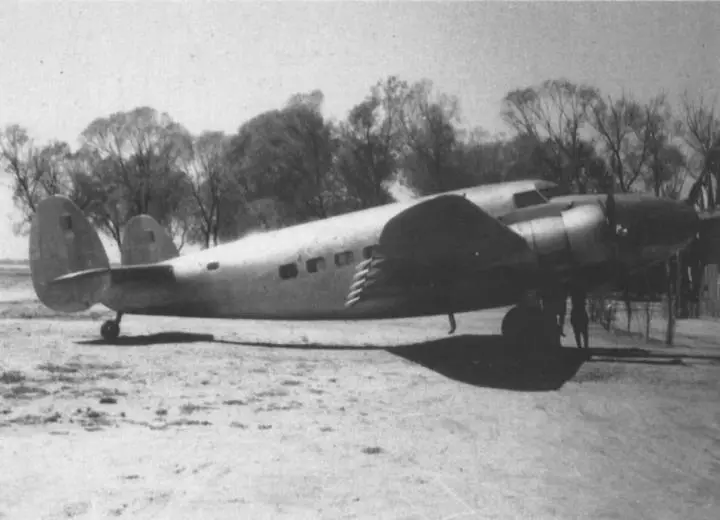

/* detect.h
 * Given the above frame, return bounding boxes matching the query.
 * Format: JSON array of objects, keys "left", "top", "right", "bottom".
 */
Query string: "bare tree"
[
  {"left": 636, "top": 95, "right": 687, "bottom": 197},
  {"left": 182, "top": 131, "right": 231, "bottom": 248},
  {"left": 0, "top": 125, "right": 87, "bottom": 233},
  {"left": 336, "top": 76, "right": 410, "bottom": 207},
  {"left": 400, "top": 79, "right": 461, "bottom": 194},
  {"left": 79, "top": 107, "right": 194, "bottom": 248},
  {"left": 591, "top": 92, "right": 667, "bottom": 193},
  {"left": 679, "top": 93, "right": 720, "bottom": 210},
  {"left": 1, "top": 125, "right": 39, "bottom": 223},
  {"left": 502, "top": 79, "right": 601, "bottom": 193}
]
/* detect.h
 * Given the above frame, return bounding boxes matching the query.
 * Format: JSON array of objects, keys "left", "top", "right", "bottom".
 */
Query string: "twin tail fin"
[
  {"left": 29, "top": 196, "right": 110, "bottom": 312},
  {"left": 29, "top": 196, "right": 177, "bottom": 313}
]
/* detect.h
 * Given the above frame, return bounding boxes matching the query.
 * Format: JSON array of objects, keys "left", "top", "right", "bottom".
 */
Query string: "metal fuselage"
[{"left": 101, "top": 181, "right": 699, "bottom": 321}]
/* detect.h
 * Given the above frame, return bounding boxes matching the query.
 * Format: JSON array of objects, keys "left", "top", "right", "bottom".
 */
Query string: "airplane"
[{"left": 28, "top": 179, "right": 716, "bottom": 351}]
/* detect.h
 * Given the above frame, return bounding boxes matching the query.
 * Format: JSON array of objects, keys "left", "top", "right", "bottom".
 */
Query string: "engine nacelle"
[{"left": 508, "top": 203, "right": 612, "bottom": 270}]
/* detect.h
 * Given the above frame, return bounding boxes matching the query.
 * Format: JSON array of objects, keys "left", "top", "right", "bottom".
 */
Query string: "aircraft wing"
[{"left": 346, "top": 194, "right": 531, "bottom": 307}]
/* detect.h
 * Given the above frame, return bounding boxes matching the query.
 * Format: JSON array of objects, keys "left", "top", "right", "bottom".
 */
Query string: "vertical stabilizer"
[
  {"left": 29, "top": 196, "right": 110, "bottom": 312},
  {"left": 121, "top": 215, "right": 179, "bottom": 265}
]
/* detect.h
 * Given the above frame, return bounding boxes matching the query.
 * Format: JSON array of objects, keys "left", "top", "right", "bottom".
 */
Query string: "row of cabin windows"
[{"left": 278, "top": 245, "right": 376, "bottom": 280}]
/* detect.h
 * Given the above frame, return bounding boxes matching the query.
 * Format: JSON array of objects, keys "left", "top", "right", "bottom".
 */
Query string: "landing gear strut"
[
  {"left": 501, "top": 303, "right": 559, "bottom": 354},
  {"left": 100, "top": 312, "right": 123, "bottom": 342}
]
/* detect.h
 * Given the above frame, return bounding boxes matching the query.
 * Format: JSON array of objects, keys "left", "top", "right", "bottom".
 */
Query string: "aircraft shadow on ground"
[
  {"left": 586, "top": 346, "right": 720, "bottom": 365},
  {"left": 79, "top": 333, "right": 720, "bottom": 366},
  {"left": 76, "top": 332, "right": 389, "bottom": 350},
  {"left": 76, "top": 331, "right": 587, "bottom": 391},
  {"left": 389, "top": 334, "right": 590, "bottom": 392},
  {"left": 78, "top": 332, "right": 216, "bottom": 346},
  {"left": 75, "top": 332, "right": 718, "bottom": 391}
]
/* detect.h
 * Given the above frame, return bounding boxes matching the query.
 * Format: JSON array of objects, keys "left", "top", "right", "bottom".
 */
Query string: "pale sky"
[{"left": 1, "top": 2, "right": 719, "bottom": 260}]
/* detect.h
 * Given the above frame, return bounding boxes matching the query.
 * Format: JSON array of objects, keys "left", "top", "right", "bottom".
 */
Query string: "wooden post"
[
  {"left": 665, "top": 253, "right": 677, "bottom": 346},
  {"left": 677, "top": 251, "right": 683, "bottom": 323}
]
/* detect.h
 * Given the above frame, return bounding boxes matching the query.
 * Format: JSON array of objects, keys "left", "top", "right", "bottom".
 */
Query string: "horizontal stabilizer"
[
  {"left": 51, "top": 267, "right": 111, "bottom": 284},
  {"left": 50, "top": 264, "right": 175, "bottom": 287}
]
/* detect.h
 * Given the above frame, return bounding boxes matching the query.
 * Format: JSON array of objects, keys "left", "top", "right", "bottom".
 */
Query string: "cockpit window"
[
  {"left": 538, "top": 185, "right": 569, "bottom": 200},
  {"left": 513, "top": 190, "right": 548, "bottom": 209}
]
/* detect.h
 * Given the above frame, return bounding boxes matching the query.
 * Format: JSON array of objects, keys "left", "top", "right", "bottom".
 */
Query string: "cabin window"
[
  {"left": 362, "top": 245, "right": 376, "bottom": 260},
  {"left": 61, "top": 215, "right": 73, "bottom": 231},
  {"left": 279, "top": 263, "right": 298, "bottom": 280},
  {"left": 306, "top": 257, "right": 326, "bottom": 273},
  {"left": 334, "top": 251, "right": 354, "bottom": 267},
  {"left": 513, "top": 190, "right": 547, "bottom": 209},
  {"left": 146, "top": 230, "right": 155, "bottom": 242},
  {"left": 206, "top": 261, "right": 220, "bottom": 271}
]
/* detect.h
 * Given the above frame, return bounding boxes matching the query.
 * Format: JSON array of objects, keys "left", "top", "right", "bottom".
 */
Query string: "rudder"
[
  {"left": 29, "top": 196, "right": 110, "bottom": 312},
  {"left": 121, "top": 215, "right": 179, "bottom": 265}
]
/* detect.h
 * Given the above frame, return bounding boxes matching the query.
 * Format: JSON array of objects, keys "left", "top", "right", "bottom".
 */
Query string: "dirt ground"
[{"left": 1, "top": 265, "right": 719, "bottom": 519}]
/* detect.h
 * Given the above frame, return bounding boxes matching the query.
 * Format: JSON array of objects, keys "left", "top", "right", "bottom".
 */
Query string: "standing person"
[
  {"left": 544, "top": 286, "right": 567, "bottom": 339},
  {"left": 603, "top": 301, "right": 616, "bottom": 331},
  {"left": 556, "top": 290, "right": 568, "bottom": 338},
  {"left": 570, "top": 288, "right": 590, "bottom": 349}
]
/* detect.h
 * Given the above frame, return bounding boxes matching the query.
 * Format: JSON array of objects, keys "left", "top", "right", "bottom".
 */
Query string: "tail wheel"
[{"left": 100, "top": 320, "right": 120, "bottom": 342}]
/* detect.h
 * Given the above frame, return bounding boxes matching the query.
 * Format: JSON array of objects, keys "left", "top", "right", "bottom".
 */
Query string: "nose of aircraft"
[{"left": 615, "top": 195, "right": 699, "bottom": 260}]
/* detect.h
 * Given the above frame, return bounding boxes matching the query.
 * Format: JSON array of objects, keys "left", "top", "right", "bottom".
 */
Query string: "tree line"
[
  {"left": 2, "top": 76, "right": 719, "bottom": 322},
  {"left": 3, "top": 76, "right": 719, "bottom": 249}
]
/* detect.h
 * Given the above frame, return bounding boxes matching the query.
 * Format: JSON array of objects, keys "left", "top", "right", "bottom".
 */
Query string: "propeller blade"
[
  {"left": 601, "top": 188, "right": 626, "bottom": 288},
  {"left": 606, "top": 190, "right": 616, "bottom": 236}
]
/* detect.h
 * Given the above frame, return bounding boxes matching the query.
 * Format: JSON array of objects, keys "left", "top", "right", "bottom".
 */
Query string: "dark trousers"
[
  {"left": 572, "top": 325, "right": 589, "bottom": 348},
  {"left": 571, "top": 312, "right": 589, "bottom": 348}
]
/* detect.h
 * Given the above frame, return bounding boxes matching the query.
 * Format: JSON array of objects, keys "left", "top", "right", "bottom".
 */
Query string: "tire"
[
  {"left": 502, "top": 306, "right": 559, "bottom": 353},
  {"left": 100, "top": 320, "right": 120, "bottom": 342}
]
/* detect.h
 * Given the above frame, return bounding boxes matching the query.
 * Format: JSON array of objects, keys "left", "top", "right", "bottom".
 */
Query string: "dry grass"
[{"left": 0, "top": 269, "right": 719, "bottom": 519}]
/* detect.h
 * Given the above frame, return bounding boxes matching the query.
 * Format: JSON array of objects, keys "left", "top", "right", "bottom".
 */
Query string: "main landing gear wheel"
[
  {"left": 100, "top": 313, "right": 123, "bottom": 342},
  {"left": 501, "top": 305, "right": 559, "bottom": 354}
]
